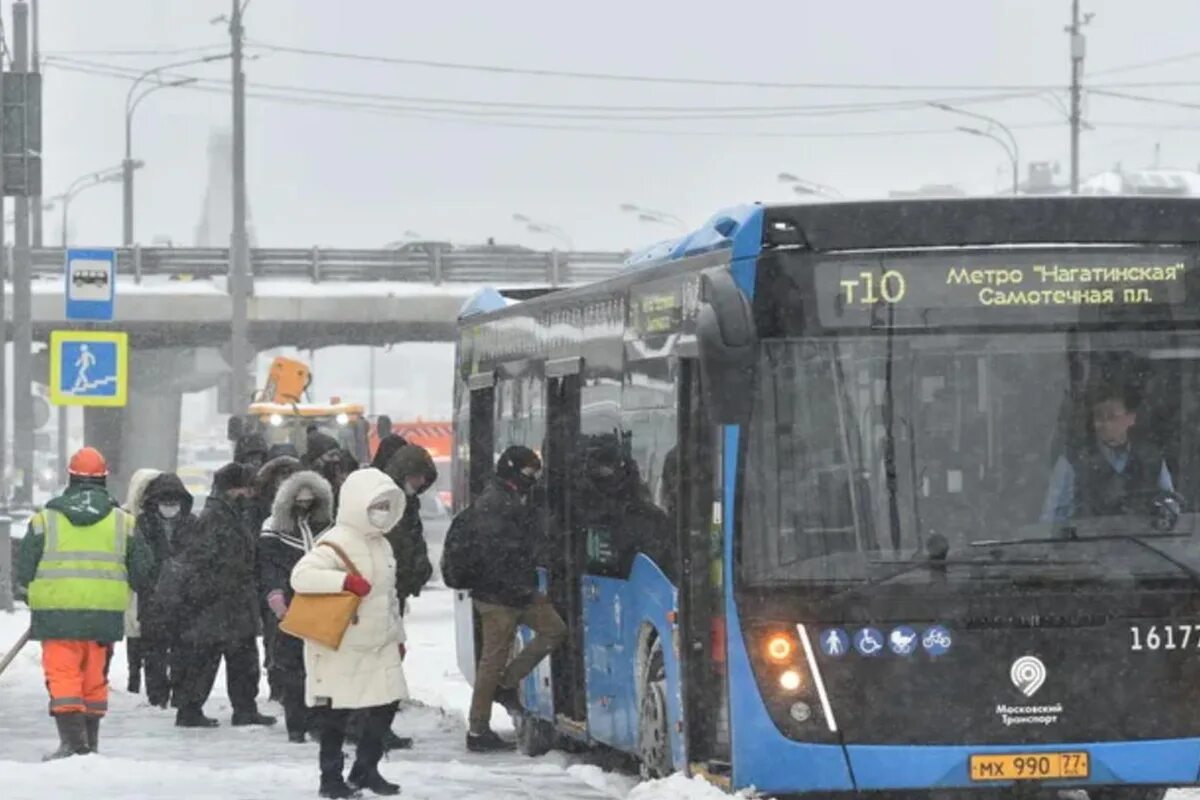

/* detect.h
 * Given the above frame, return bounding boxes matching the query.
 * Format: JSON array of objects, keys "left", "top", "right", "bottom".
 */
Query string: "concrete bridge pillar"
[{"left": 83, "top": 346, "right": 229, "bottom": 500}]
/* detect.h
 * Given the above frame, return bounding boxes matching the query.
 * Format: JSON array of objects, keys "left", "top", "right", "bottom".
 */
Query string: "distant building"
[{"left": 193, "top": 130, "right": 258, "bottom": 247}]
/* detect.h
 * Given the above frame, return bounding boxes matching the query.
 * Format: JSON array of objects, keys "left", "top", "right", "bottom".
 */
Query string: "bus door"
[
  {"left": 454, "top": 375, "right": 495, "bottom": 686},
  {"left": 676, "top": 358, "right": 730, "bottom": 769},
  {"left": 545, "top": 362, "right": 587, "bottom": 723}
]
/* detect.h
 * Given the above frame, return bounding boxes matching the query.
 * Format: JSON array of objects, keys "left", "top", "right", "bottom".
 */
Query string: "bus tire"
[
  {"left": 515, "top": 713, "right": 556, "bottom": 758},
  {"left": 1089, "top": 790, "right": 1167, "bottom": 800},
  {"left": 637, "top": 640, "right": 672, "bottom": 780}
]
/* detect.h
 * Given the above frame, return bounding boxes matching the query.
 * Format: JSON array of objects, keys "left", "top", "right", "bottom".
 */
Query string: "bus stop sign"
[{"left": 65, "top": 248, "right": 116, "bottom": 321}]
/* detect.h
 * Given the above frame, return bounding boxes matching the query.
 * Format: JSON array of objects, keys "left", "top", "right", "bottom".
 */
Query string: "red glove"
[
  {"left": 398, "top": 643, "right": 407, "bottom": 661},
  {"left": 343, "top": 574, "right": 371, "bottom": 597}
]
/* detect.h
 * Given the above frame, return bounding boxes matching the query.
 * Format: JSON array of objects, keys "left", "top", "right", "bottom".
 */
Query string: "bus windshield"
[{"left": 740, "top": 328, "right": 1200, "bottom": 589}]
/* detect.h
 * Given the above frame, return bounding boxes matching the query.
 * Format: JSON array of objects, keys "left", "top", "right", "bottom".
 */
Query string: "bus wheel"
[
  {"left": 637, "top": 642, "right": 672, "bottom": 780},
  {"left": 1089, "top": 790, "right": 1167, "bottom": 800},
  {"left": 515, "top": 713, "right": 555, "bottom": 758}
]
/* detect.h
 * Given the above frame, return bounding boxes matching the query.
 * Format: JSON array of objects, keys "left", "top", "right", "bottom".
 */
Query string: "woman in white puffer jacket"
[{"left": 291, "top": 467, "right": 407, "bottom": 799}]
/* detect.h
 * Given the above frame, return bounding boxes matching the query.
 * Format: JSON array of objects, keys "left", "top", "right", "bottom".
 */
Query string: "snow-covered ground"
[
  {"left": 0, "top": 584, "right": 746, "bottom": 800},
  {"left": 3, "top": 586, "right": 1197, "bottom": 799}
]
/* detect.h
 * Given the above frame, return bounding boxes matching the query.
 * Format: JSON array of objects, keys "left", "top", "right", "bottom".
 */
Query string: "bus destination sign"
[{"left": 815, "top": 251, "right": 1194, "bottom": 328}]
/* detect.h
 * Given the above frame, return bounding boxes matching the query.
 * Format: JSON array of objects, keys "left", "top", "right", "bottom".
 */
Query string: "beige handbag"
[{"left": 278, "top": 541, "right": 362, "bottom": 650}]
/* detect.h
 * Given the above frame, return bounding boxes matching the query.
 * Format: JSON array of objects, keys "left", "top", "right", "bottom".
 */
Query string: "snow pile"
[{"left": 630, "top": 774, "right": 771, "bottom": 800}]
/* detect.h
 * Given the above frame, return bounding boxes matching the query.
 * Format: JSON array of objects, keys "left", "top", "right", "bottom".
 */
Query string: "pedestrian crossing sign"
[{"left": 49, "top": 330, "right": 128, "bottom": 407}]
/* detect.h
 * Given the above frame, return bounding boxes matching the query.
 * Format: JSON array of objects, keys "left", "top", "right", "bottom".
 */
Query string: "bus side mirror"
[
  {"left": 696, "top": 266, "right": 758, "bottom": 424},
  {"left": 227, "top": 415, "right": 244, "bottom": 441}
]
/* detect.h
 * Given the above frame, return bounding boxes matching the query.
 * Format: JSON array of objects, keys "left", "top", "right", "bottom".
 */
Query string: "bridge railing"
[{"left": 25, "top": 246, "right": 629, "bottom": 286}]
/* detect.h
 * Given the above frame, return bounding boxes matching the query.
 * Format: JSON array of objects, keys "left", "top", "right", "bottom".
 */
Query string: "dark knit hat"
[
  {"left": 496, "top": 445, "right": 541, "bottom": 482},
  {"left": 212, "top": 462, "right": 256, "bottom": 494}
]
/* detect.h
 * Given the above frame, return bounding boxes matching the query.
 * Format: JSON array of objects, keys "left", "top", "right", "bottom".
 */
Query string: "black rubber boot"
[
  {"left": 84, "top": 716, "right": 100, "bottom": 753},
  {"left": 175, "top": 706, "right": 220, "bottom": 728},
  {"left": 348, "top": 763, "right": 400, "bottom": 796},
  {"left": 381, "top": 729, "right": 413, "bottom": 751},
  {"left": 43, "top": 713, "right": 90, "bottom": 761},
  {"left": 467, "top": 728, "right": 516, "bottom": 753},
  {"left": 231, "top": 709, "right": 277, "bottom": 727},
  {"left": 318, "top": 777, "right": 361, "bottom": 799}
]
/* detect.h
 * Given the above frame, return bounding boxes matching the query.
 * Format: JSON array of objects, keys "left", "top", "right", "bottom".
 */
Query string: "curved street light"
[
  {"left": 63, "top": 162, "right": 144, "bottom": 247},
  {"left": 619, "top": 203, "right": 688, "bottom": 232},
  {"left": 512, "top": 212, "right": 573, "bottom": 249},
  {"left": 956, "top": 125, "right": 1019, "bottom": 195},
  {"left": 929, "top": 102, "right": 1020, "bottom": 195},
  {"left": 778, "top": 172, "right": 843, "bottom": 199},
  {"left": 123, "top": 53, "right": 231, "bottom": 245}
]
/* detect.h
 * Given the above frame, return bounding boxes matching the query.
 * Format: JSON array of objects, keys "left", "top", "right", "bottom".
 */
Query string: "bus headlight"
[
  {"left": 779, "top": 669, "right": 803, "bottom": 691},
  {"left": 268, "top": 413, "right": 284, "bottom": 427},
  {"left": 335, "top": 413, "right": 350, "bottom": 426}
]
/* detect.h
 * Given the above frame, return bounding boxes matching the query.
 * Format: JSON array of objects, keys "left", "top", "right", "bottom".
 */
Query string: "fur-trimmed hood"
[
  {"left": 267, "top": 470, "right": 334, "bottom": 534},
  {"left": 124, "top": 468, "right": 162, "bottom": 515}
]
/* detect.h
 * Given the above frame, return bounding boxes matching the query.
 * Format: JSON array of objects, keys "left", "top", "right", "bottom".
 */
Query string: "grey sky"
[{"left": 35, "top": 0, "right": 1200, "bottom": 253}]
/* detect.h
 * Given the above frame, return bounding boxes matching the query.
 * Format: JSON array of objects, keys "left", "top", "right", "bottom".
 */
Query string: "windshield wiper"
[
  {"left": 970, "top": 531, "right": 1200, "bottom": 583},
  {"left": 828, "top": 535, "right": 1084, "bottom": 601}
]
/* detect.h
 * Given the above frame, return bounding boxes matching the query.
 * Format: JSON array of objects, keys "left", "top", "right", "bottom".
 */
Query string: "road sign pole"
[{"left": 11, "top": 2, "right": 32, "bottom": 506}]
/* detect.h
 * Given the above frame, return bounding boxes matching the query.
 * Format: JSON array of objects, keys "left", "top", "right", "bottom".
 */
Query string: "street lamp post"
[
  {"left": 956, "top": 126, "right": 1019, "bottom": 196},
  {"left": 122, "top": 54, "right": 228, "bottom": 245},
  {"left": 64, "top": 163, "right": 141, "bottom": 248},
  {"left": 929, "top": 102, "right": 1021, "bottom": 195},
  {"left": 777, "top": 172, "right": 843, "bottom": 199},
  {"left": 619, "top": 203, "right": 688, "bottom": 232},
  {"left": 512, "top": 213, "right": 574, "bottom": 249}
]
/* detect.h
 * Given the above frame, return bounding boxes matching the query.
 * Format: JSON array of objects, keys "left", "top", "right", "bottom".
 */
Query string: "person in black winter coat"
[
  {"left": 382, "top": 444, "right": 437, "bottom": 604},
  {"left": 304, "top": 431, "right": 349, "bottom": 510},
  {"left": 466, "top": 446, "right": 567, "bottom": 752},
  {"left": 234, "top": 433, "right": 269, "bottom": 470},
  {"left": 253, "top": 455, "right": 303, "bottom": 702},
  {"left": 168, "top": 463, "right": 277, "bottom": 729},
  {"left": 371, "top": 433, "right": 408, "bottom": 473},
  {"left": 258, "top": 470, "right": 333, "bottom": 742},
  {"left": 134, "top": 474, "right": 194, "bottom": 708}
]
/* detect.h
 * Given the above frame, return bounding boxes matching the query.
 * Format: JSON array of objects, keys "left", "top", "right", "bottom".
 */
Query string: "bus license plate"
[{"left": 969, "top": 752, "right": 1089, "bottom": 782}]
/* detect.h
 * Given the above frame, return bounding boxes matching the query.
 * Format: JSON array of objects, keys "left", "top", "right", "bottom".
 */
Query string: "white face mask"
[
  {"left": 159, "top": 503, "right": 181, "bottom": 520},
  {"left": 367, "top": 507, "right": 392, "bottom": 529}
]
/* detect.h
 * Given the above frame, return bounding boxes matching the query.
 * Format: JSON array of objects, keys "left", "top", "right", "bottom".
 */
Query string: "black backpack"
[{"left": 440, "top": 504, "right": 481, "bottom": 589}]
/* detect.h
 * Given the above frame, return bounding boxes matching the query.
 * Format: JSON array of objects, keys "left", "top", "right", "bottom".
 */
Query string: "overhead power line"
[
  {"left": 41, "top": 59, "right": 1069, "bottom": 139},
  {"left": 1088, "top": 49, "right": 1200, "bottom": 77},
  {"left": 246, "top": 40, "right": 1069, "bottom": 92},
  {"left": 41, "top": 43, "right": 229, "bottom": 57},
  {"left": 1089, "top": 88, "right": 1200, "bottom": 112},
  {"left": 41, "top": 55, "right": 1045, "bottom": 121}
]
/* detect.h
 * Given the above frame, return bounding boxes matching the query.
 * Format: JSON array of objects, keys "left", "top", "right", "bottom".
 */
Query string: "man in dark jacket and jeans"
[
  {"left": 467, "top": 446, "right": 566, "bottom": 752},
  {"left": 170, "top": 463, "right": 276, "bottom": 729},
  {"left": 134, "top": 473, "right": 195, "bottom": 708}
]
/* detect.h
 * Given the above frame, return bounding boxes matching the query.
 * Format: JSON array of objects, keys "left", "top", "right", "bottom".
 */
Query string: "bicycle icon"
[{"left": 922, "top": 626, "right": 953, "bottom": 656}]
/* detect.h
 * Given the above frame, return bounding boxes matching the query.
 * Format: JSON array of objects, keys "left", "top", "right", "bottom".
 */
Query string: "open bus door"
[
  {"left": 453, "top": 376, "right": 495, "bottom": 686},
  {"left": 675, "top": 357, "right": 731, "bottom": 776},
  {"left": 544, "top": 365, "right": 586, "bottom": 724}
]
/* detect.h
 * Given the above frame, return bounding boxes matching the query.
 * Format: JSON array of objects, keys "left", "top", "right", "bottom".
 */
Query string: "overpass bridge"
[
  {"left": 9, "top": 244, "right": 627, "bottom": 493},
  {"left": 11, "top": 245, "right": 627, "bottom": 347}
]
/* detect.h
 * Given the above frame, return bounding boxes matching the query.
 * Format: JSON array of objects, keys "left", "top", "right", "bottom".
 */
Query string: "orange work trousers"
[{"left": 42, "top": 640, "right": 109, "bottom": 717}]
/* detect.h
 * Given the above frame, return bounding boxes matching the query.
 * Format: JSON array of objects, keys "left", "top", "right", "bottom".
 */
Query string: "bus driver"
[{"left": 1041, "top": 383, "right": 1174, "bottom": 523}]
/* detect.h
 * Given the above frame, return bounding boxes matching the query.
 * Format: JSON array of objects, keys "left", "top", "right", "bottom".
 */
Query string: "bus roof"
[{"left": 457, "top": 196, "right": 1200, "bottom": 325}]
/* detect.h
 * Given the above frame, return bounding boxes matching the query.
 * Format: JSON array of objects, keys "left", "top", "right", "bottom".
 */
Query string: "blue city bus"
[{"left": 452, "top": 196, "right": 1200, "bottom": 797}]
